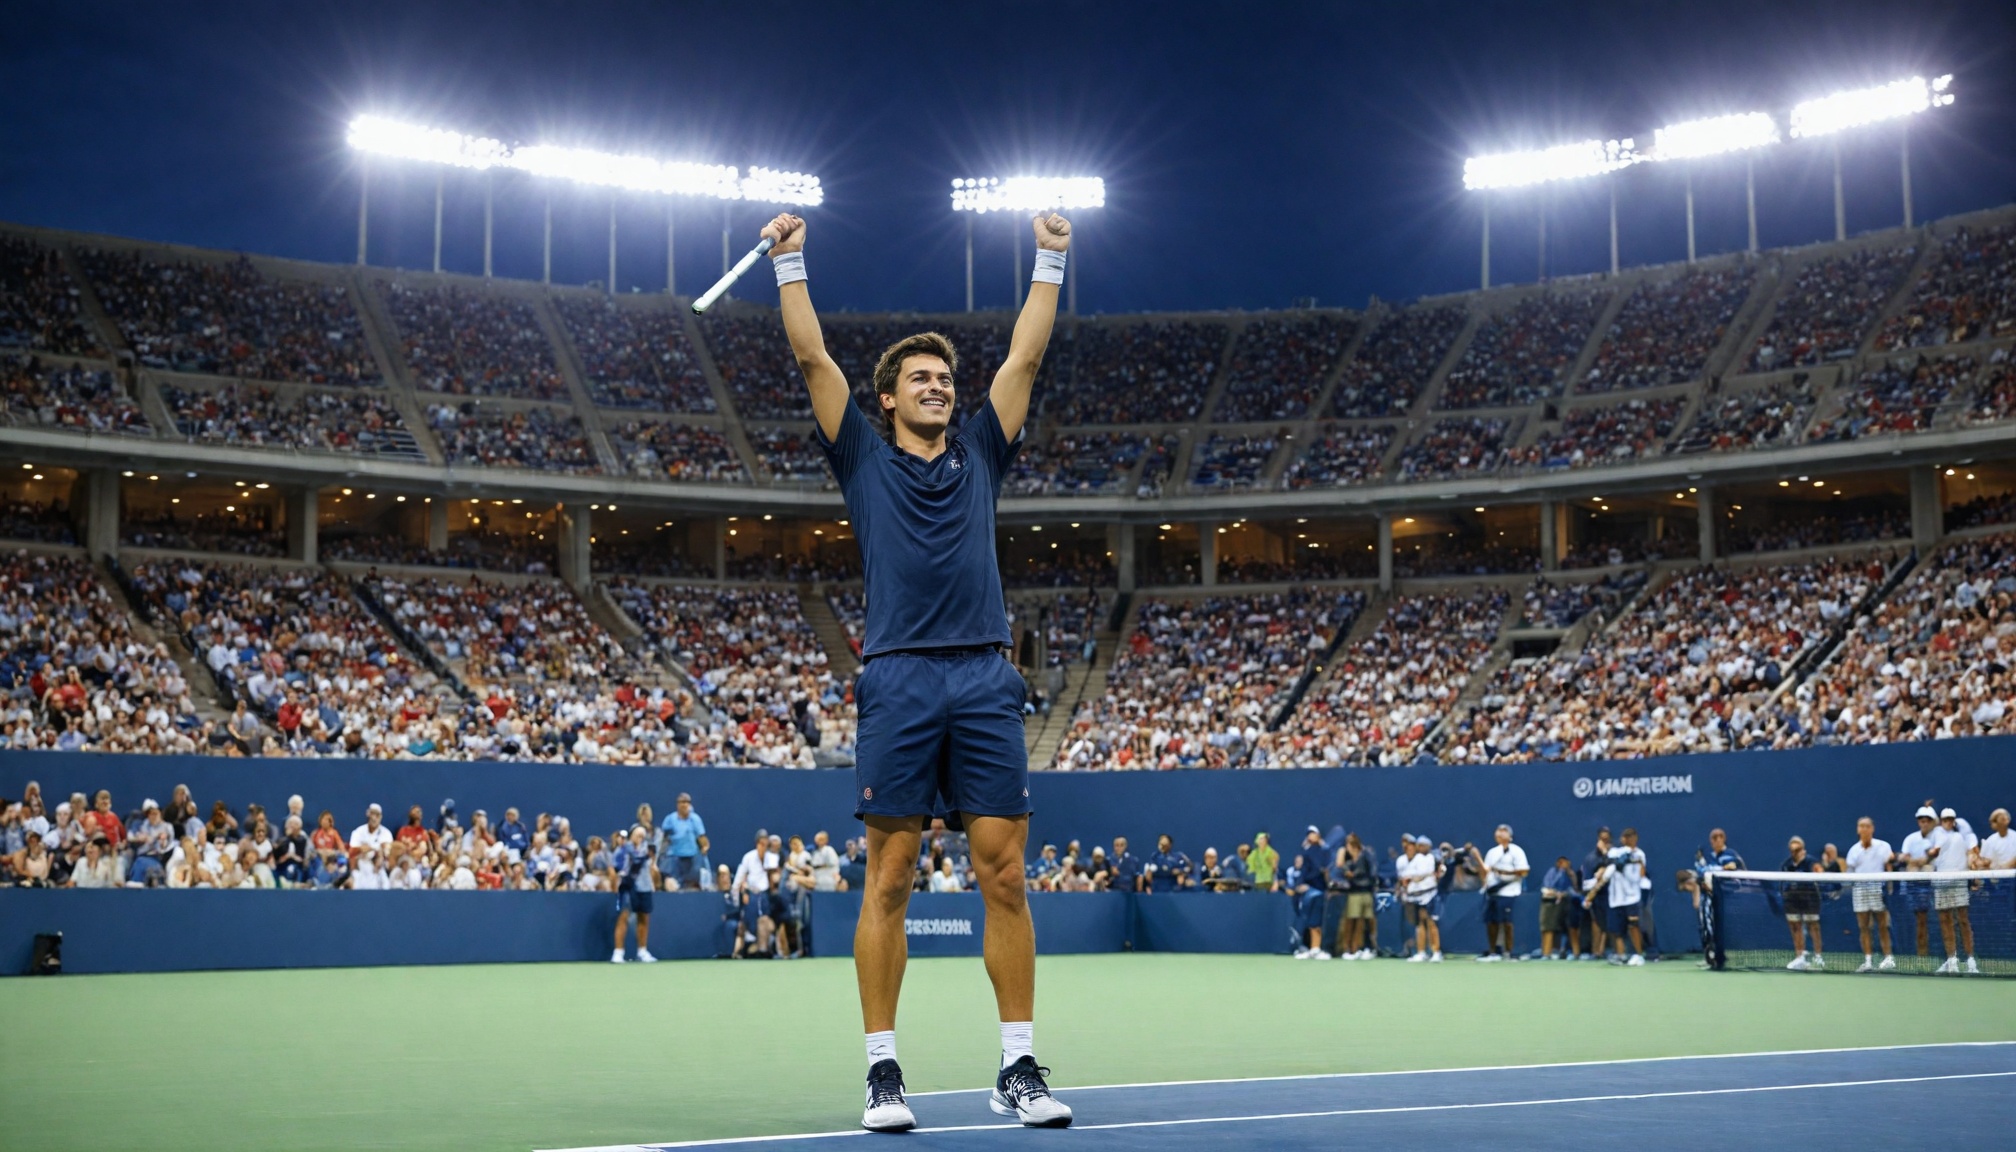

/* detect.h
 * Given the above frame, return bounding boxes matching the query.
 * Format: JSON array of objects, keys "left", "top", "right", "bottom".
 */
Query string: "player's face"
[{"left": 884, "top": 355, "right": 955, "bottom": 435}]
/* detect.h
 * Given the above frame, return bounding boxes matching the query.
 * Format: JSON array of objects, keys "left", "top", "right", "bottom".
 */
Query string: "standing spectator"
[
  {"left": 659, "top": 792, "right": 709, "bottom": 891},
  {"left": 1288, "top": 838, "right": 1329, "bottom": 960},
  {"left": 1899, "top": 807, "right": 1943, "bottom": 960},
  {"left": 1979, "top": 808, "right": 2015, "bottom": 871},
  {"left": 1475, "top": 824, "right": 1529, "bottom": 961},
  {"left": 275, "top": 815, "right": 309, "bottom": 888},
  {"left": 732, "top": 830, "right": 776, "bottom": 958},
  {"left": 1539, "top": 855, "right": 1579, "bottom": 961},
  {"left": 348, "top": 804, "right": 392, "bottom": 863},
  {"left": 1110, "top": 837, "right": 1144, "bottom": 893},
  {"left": 497, "top": 808, "right": 530, "bottom": 861},
  {"left": 810, "top": 830, "right": 845, "bottom": 893},
  {"left": 1593, "top": 829, "right": 1647, "bottom": 966},
  {"left": 1336, "top": 834, "right": 1376, "bottom": 959},
  {"left": 929, "top": 856, "right": 965, "bottom": 892},
  {"left": 1247, "top": 832, "right": 1278, "bottom": 891},
  {"left": 611, "top": 826, "right": 660, "bottom": 963},
  {"left": 1930, "top": 808, "right": 1979, "bottom": 975},
  {"left": 1583, "top": 828, "right": 1614, "bottom": 959},
  {"left": 1397, "top": 835, "right": 1442, "bottom": 962},
  {"left": 839, "top": 838, "right": 867, "bottom": 892},
  {"left": 1694, "top": 828, "right": 1745, "bottom": 880},
  {"left": 1780, "top": 836, "right": 1826, "bottom": 970},
  {"left": 1845, "top": 817, "right": 1896, "bottom": 972},
  {"left": 1146, "top": 834, "right": 1193, "bottom": 894}
]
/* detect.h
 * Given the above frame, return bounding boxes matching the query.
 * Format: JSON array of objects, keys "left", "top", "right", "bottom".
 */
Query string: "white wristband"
[
  {"left": 773, "top": 251, "right": 807, "bottom": 287},
  {"left": 1031, "top": 248, "right": 1066, "bottom": 286}
]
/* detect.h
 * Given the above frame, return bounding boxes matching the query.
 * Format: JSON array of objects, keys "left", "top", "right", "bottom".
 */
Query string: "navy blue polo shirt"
[
  {"left": 1148, "top": 849, "right": 1192, "bottom": 893},
  {"left": 816, "top": 400, "right": 1020, "bottom": 656},
  {"left": 1111, "top": 851, "right": 1143, "bottom": 891}
]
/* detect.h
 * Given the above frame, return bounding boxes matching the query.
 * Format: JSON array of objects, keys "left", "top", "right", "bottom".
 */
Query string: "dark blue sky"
[{"left": 4, "top": 1, "right": 2012, "bottom": 314}]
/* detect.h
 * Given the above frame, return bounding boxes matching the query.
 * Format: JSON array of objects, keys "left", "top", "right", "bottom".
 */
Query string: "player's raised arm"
[
  {"left": 990, "top": 213, "right": 1071, "bottom": 444},
  {"left": 764, "top": 213, "right": 851, "bottom": 441}
]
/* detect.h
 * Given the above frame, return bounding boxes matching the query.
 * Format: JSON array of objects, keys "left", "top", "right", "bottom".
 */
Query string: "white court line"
[
  {"left": 905, "top": 1039, "right": 2016, "bottom": 1096},
  {"left": 539, "top": 1057, "right": 2016, "bottom": 1151}
]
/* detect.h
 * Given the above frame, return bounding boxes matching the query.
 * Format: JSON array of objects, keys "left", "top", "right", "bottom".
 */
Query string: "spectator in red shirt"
[
  {"left": 275, "top": 689, "right": 304, "bottom": 738},
  {"left": 395, "top": 805, "right": 434, "bottom": 851},
  {"left": 309, "top": 810, "right": 344, "bottom": 859},
  {"left": 87, "top": 790, "right": 126, "bottom": 849}
]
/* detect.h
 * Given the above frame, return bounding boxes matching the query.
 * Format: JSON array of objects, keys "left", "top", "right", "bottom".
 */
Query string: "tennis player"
[
  {"left": 1844, "top": 817, "right": 1896, "bottom": 972},
  {"left": 761, "top": 210, "right": 1073, "bottom": 1132}
]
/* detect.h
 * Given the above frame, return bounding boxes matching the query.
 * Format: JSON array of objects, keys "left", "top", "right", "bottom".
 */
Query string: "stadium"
[{"left": 4, "top": 3, "right": 2015, "bottom": 1150}]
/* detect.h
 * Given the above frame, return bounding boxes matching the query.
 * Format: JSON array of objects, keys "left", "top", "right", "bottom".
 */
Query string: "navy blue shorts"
[
  {"left": 1607, "top": 902, "right": 1640, "bottom": 935},
  {"left": 739, "top": 895, "right": 769, "bottom": 929},
  {"left": 617, "top": 887, "right": 653, "bottom": 915},
  {"left": 1485, "top": 893, "right": 1517, "bottom": 924},
  {"left": 854, "top": 648, "right": 1029, "bottom": 830}
]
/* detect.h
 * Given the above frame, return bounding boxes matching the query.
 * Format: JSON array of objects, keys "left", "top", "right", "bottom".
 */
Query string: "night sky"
[{"left": 3, "top": 1, "right": 2012, "bottom": 314}]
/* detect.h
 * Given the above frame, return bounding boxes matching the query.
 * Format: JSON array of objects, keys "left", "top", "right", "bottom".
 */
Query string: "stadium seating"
[
  {"left": 1670, "top": 376, "right": 1818, "bottom": 455},
  {"left": 551, "top": 295, "right": 715, "bottom": 412},
  {"left": 1280, "top": 424, "right": 1393, "bottom": 489},
  {"left": 1747, "top": 245, "right": 1916, "bottom": 371},
  {"left": 607, "top": 418, "right": 746, "bottom": 483},
  {"left": 1, "top": 353, "right": 151, "bottom": 435},
  {"left": 1006, "top": 431, "right": 1146, "bottom": 497},
  {"left": 1804, "top": 353, "right": 1976, "bottom": 442},
  {"left": 699, "top": 313, "right": 805, "bottom": 419},
  {"left": 1965, "top": 356, "right": 2016, "bottom": 425},
  {"left": 1330, "top": 304, "right": 1466, "bottom": 418},
  {"left": 1723, "top": 508, "right": 1911, "bottom": 554},
  {"left": 427, "top": 401, "right": 598, "bottom": 473},
  {"left": 1212, "top": 315, "right": 1354, "bottom": 422},
  {"left": 1506, "top": 397, "right": 1685, "bottom": 471},
  {"left": 748, "top": 425, "right": 828, "bottom": 484},
  {"left": 1876, "top": 223, "right": 2016, "bottom": 349},
  {"left": 324, "top": 533, "right": 554, "bottom": 575},
  {"left": 82, "top": 251, "right": 378, "bottom": 386},
  {"left": 382, "top": 283, "right": 566, "bottom": 400},
  {"left": 0, "top": 498, "right": 77, "bottom": 544},
  {"left": 0, "top": 236, "right": 103, "bottom": 356},
  {"left": 121, "top": 509, "right": 285, "bottom": 557},
  {"left": 163, "top": 383, "right": 420, "bottom": 458},
  {"left": 1582, "top": 266, "right": 1754, "bottom": 392},
  {"left": 1045, "top": 319, "right": 1225, "bottom": 425},
  {"left": 1439, "top": 290, "right": 1605, "bottom": 410},
  {"left": 1394, "top": 416, "right": 1522, "bottom": 481},
  {"left": 1189, "top": 431, "right": 1282, "bottom": 490}
]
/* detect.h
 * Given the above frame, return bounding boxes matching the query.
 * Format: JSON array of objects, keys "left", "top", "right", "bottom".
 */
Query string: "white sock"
[
  {"left": 866, "top": 1031, "right": 896, "bottom": 1066},
  {"left": 1000, "top": 1021, "right": 1034, "bottom": 1068}
]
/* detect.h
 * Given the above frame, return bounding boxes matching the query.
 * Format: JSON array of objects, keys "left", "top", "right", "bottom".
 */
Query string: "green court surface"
[{"left": 4, "top": 954, "right": 2011, "bottom": 1152}]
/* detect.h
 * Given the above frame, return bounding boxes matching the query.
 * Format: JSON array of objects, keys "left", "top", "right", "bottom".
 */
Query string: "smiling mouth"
[{"left": 920, "top": 397, "right": 948, "bottom": 410}]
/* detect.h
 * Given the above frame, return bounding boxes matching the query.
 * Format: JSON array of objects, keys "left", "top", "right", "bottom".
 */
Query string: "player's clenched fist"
[
  {"left": 763, "top": 213, "right": 806, "bottom": 256},
  {"left": 1033, "top": 213, "right": 1070, "bottom": 252}
]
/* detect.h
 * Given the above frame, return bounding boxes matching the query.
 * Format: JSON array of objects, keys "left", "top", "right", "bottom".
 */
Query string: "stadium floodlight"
[
  {"left": 1789, "top": 75, "right": 1955, "bottom": 139},
  {"left": 1648, "top": 112, "right": 1780, "bottom": 162},
  {"left": 950, "top": 176, "right": 1106, "bottom": 214},
  {"left": 346, "top": 114, "right": 823, "bottom": 205},
  {"left": 1462, "top": 138, "right": 1638, "bottom": 191}
]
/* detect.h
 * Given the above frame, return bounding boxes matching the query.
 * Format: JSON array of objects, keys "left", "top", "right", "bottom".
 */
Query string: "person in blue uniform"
[
  {"left": 765, "top": 209, "right": 1074, "bottom": 1132},
  {"left": 610, "top": 826, "right": 659, "bottom": 964}
]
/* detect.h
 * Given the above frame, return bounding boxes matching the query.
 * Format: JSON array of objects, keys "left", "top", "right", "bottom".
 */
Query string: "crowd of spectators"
[
  {"left": 383, "top": 283, "right": 566, "bottom": 400},
  {"left": 1519, "top": 571, "right": 1648, "bottom": 630},
  {"left": 0, "top": 500, "right": 76, "bottom": 545},
  {"left": 1005, "top": 432, "right": 1145, "bottom": 497},
  {"left": 1393, "top": 416, "right": 1522, "bottom": 481},
  {"left": 1003, "top": 553, "right": 1118, "bottom": 589},
  {"left": 1034, "top": 589, "right": 1108, "bottom": 670},
  {"left": 120, "top": 509, "right": 285, "bottom": 557},
  {"left": 164, "top": 384, "right": 418, "bottom": 458},
  {"left": 1792, "top": 532, "right": 2016, "bottom": 745},
  {"left": 1135, "top": 434, "right": 1182, "bottom": 499},
  {"left": 606, "top": 579, "right": 855, "bottom": 767},
  {"left": 1946, "top": 490, "right": 2016, "bottom": 532},
  {"left": 124, "top": 559, "right": 458, "bottom": 758},
  {"left": 749, "top": 426, "right": 829, "bottom": 485},
  {"left": 1560, "top": 535, "right": 1695, "bottom": 570},
  {"left": 551, "top": 295, "right": 715, "bottom": 412},
  {"left": 1437, "top": 556, "right": 1887, "bottom": 763},
  {"left": 323, "top": 533, "right": 552, "bottom": 575},
  {"left": 1805, "top": 354, "right": 1976, "bottom": 443},
  {"left": 1723, "top": 508, "right": 1912, "bottom": 555},
  {"left": 1876, "top": 223, "right": 2016, "bottom": 350},
  {"left": 1963, "top": 354, "right": 2016, "bottom": 426},
  {"left": 0, "top": 553, "right": 204, "bottom": 754},
  {"left": 1392, "top": 536, "right": 1538, "bottom": 578},
  {"left": 1054, "top": 589, "right": 1364, "bottom": 771},
  {"left": 1330, "top": 304, "right": 1467, "bottom": 419},
  {"left": 1045, "top": 320, "right": 1225, "bottom": 425},
  {"left": 1217, "top": 550, "right": 1378, "bottom": 583},
  {"left": 1671, "top": 377, "right": 1818, "bottom": 454},
  {"left": 1748, "top": 245, "right": 1916, "bottom": 372},
  {"left": 0, "top": 237, "right": 102, "bottom": 356},
  {"left": 590, "top": 538, "right": 712, "bottom": 580},
  {"left": 428, "top": 402, "right": 599, "bottom": 473},
  {"left": 0, "top": 353, "right": 151, "bottom": 436},
  {"left": 1506, "top": 398, "right": 1684, "bottom": 471},
  {"left": 1212, "top": 315, "right": 1355, "bottom": 422},
  {"left": 1280, "top": 424, "right": 1393, "bottom": 490},
  {"left": 83, "top": 251, "right": 379, "bottom": 386},
  {"left": 827, "top": 588, "right": 864, "bottom": 658},
  {"left": 1189, "top": 431, "right": 1282, "bottom": 491},
  {"left": 607, "top": 418, "right": 747, "bottom": 483},
  {"left": 700, "top": 314, "right": 806, "bottom": 420},
  {"left": 1264, "top": 588, "right": 1509, "bottom": 767},
  {"left": 1582, "top": 266, "right": 1755, "bottom": 393},
  {"left": 724, "top": 551, "right": 860, "bottom": 583},
  {"left": 1439, "top": 291, "right": 1605, "bottom": 410}
]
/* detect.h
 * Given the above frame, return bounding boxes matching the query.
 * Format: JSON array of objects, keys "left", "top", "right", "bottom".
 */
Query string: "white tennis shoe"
[
  {"left": 862, "top": 1059, "right": 915, "bottom": 1132},
  {"left": 991, "top": 1056, "right": 1072, "bottom": 1127},
  {"left": 1878, "top": 955, "right": 1897, "bottom": 970}
]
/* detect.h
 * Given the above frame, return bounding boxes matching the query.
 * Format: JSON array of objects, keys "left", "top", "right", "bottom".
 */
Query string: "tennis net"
[{"left": 1706, "top": 869, "right": 2016, "bottom": 976}]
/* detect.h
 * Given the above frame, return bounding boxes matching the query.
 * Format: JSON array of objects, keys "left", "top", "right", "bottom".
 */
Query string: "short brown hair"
[{"left": 871, "top": 332, "right": 959, "bottom": 432}]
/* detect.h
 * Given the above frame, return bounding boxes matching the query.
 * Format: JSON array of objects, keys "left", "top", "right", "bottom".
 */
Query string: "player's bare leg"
[
  {"left": 857, "top": 815, "right": 921, "bottom": 1033},
  {"left": 967, "top": 811, "right": 1070, "bottom": 1126}
]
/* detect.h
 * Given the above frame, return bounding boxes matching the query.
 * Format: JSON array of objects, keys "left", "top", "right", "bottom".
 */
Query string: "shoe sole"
[
  {"left": 990, "top": 1090, "right": 1074, "bottom": 1127},
  {"left": 862, "top": 1109, "right": 915, "bottom": 1133}
]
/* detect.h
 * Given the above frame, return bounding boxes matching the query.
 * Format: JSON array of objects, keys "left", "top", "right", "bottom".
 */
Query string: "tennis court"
[{"left": 8, "top": 953, "right": 2014, "bottom": 1151}]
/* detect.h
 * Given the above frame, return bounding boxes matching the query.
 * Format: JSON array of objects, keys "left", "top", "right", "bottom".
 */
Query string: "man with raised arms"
[{"left": 761, "top": 208, "right": 1073, "bottom": 1132}]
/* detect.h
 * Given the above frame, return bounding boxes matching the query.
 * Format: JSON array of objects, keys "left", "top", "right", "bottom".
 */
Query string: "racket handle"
[{"left": 692, "top": 236, "right": 778, "bottom": 315}]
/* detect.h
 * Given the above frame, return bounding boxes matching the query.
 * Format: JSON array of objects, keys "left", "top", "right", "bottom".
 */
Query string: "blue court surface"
[{"left": 547, "top": 1042, "right": 2016, "bottom": 1151}]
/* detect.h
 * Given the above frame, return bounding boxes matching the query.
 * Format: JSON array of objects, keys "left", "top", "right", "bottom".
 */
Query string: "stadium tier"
[{"left": 2, "top": 208, "right": 2016, "bottom": 770}]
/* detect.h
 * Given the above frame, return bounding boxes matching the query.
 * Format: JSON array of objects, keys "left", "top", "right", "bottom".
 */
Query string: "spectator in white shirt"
[
  {"left": 928, "top": 856, "right": 965, "bottom": 893},
  {"left": 809, "top": 830, "right": 844, "bottom": 892},
  {"left": 1935, "top": 808, "right": 1979, "bottom": 974},
  {"left": 1396, "top": 836, "right": 1442, "bottom": 962},
  {"left": 1593, "top": 829, "right": 1647, "bottom": 966},
  {"left": 732, "top": 830, "right": 776, "bottom": 957},
  {"left": 1844, "top": 817, "right": 1897, "bottom": 972},
  {"left": 1978, "top": 808, "right": 2015, "bottom": 871},
  {"left": 349, "top": 803, "right": 392, "bottom": 862},
  {"left": 1475, "top": 824, "right": 1529, "bottom": 962},
  {"left": 1898, "top": 807, "right": 1942, "bottom": 960}
]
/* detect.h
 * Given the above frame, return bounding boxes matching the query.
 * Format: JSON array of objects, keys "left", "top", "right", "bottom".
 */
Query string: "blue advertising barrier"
[
  {"left": 1132, "top": 891, "right": 1292, "bottom": 953},
  {"left": 806, "top": 891, "right": 1130, "bottom": 958},
  {"left": 0, "top": 887, "right": 733, "bottom": 975}
]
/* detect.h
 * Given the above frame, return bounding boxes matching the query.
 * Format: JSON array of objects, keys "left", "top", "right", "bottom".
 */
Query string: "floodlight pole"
[
  {"left": 1480, "top": 194, "right": 1491, "bottom": 290},
  {"left": 666, "top": 200, "right": 676, "bottom": 296},
  {"left": 433, "top": 169, "right": 445, "bottom": 274},
  {"left": 1607, "top": 179, "right": 1619, "bottom": 276},
  {"left": 721, "top": 202, "right": 731, "bottom": 278},
  {"left": 1684, "top": 166, "right": 1697, "bottom": 264},
  {"left": 1745, "top": 155, "right": 1758, "bottom": 254},
  {"left": 608, "top": 196, "right": 619, "bottom": 295},
  {"left": 1537, "top": 189, "right": 1547, "bottom": 283},
  {"left": 355, "top": 160, "right": 369, "bottom": 266},
  {"left": 542, "top": 196, "right": 552, "bottom": 285},
  {"left": 1900, "top": 121, "right": 1914, "bottom": 229},
  {"left": 483, "top": 172, "right": 494, "bottom": 279},
  {"left": 964, "top": 215, "right": 974, "bottom": 313},
  {"left": 1831, "top": 138, "right": 1846, "bottom": 242}
]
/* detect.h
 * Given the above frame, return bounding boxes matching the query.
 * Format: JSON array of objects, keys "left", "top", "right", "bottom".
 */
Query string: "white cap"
[
  {"left": 1915, "top": 806, "right": 1938, "bottom": 820},
  {"left": 1939, "top": 807, "right": 1957, "bottom": 819}
]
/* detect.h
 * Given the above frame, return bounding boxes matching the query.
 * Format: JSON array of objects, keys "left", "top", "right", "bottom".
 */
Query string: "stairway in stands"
[
  {"left": 94, "top": 556, "right": 232, "bottom": 726},
  {"left": 800, "top": 586, "right": 861, "bottom": 676},
  {"left": 1023, "top": 598, "right": 1135, "bottom": 769}
]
